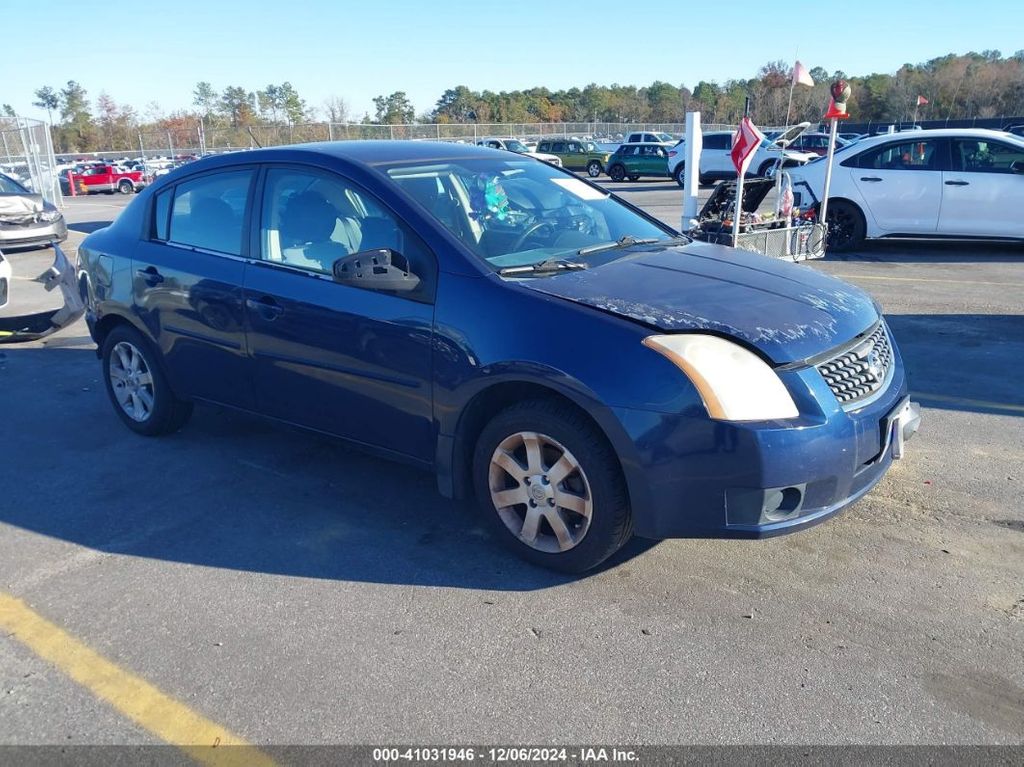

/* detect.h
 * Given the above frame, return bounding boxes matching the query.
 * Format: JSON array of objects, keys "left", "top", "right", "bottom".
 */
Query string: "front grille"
[{"left": 817, "top": 323, "right": 893, "bottom": 407}]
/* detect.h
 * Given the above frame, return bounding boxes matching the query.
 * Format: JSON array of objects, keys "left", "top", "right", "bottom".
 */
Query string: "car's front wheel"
[
  {"left": 608, "top": 164, "right": 626, "bottom": 182},
  {"left": 472, "top": 399, "right": 632, "bottom": 573},
  {"left": 825, "top": 200, "right": 867, "bottom": 252},
  {"left": 101, "top": 326, "right": 193, "bottom": 436},
  {"left": 586, "top": 160, "right": 603, "bottom": 177},
  {"left": 758, "top": 160, "right": 778, "bottom": 178}
]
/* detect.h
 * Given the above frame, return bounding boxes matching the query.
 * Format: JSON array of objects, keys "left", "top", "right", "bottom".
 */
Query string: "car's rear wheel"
[
  {"left": 586, "top": 160, "right": 602, "bottom": 177},
  {"left": 608, "top": 164, "right": 626, "bottom": 182},
  {"left": 825, "top": 200, "right": 867, "bottom": 252},
  {"left": 101, "top": 326, "right": 193, "bottom": 436},
  {"left": 117, "top": 180, "right": 134, "bottom": 194},
  {"left": 673, "top": 163, "right": 686, "bottom": 187},
  {"left": 472, "top": 399, "right": 632, "bottom": 573}
]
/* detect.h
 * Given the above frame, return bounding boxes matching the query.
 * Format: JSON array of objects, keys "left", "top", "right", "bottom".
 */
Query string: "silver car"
[{"left": 0, "top": 173, "right": 68, "bottom": 250}]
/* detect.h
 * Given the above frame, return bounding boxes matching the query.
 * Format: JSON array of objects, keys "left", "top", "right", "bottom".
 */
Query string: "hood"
[
  {"left": 0, "top": 193, "right": 44, "bottom": 224},
  {"left": 523, "top": 242, "right": 878, "bottom": 364},
  {"left": 771, "top": 122, "right": 811, "bottom": 148}
]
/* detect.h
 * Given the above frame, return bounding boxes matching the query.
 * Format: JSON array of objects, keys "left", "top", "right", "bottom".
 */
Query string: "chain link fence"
[
  {"left": 1, "top": 117, "right": 62, "bottom": 207},
  {"left": 58, "top": 121, "right": 757, "bottom": 160}
]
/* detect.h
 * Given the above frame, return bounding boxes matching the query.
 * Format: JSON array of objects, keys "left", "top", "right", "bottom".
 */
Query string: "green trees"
[{"left": 373, "top": 92, "right": 415, "bottom": 124}]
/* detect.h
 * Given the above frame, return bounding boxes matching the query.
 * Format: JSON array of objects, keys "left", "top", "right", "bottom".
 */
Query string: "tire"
[
  {"left": 628, "top": 174, "right": 640, "bottom": 182},
  {"left": 673, "top": 163, "right": 686, "bottom": 187},
  {"left": 586, "top": 160, "right": 602, "bottom": 178},
  {"left": 758, "top": 161, "right": 777, "bottom": 178},
  {"left": 472, "top": 398, "right": 632, "bottom": 573},
  {"left": 101, "top": 326, "right": 193, "bottom": 436},
  {"left": 608, "top": 164, "right": 626, "bottom": 182},
  {"left": 825, "top": 200, "right": 867, "bottom": 252},
  {"left": 118, "top": 180, "right": 134, "bottom": 194}
]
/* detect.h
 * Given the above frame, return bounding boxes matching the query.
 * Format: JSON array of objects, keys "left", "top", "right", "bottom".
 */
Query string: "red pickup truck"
[{"left": 72, "top": 165, "right": 149, "bottom": 195}]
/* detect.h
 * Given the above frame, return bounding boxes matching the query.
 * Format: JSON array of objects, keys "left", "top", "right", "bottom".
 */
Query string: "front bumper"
[
  {"left": 0, "top": 218, "right": 68, "bottom": 250},
  {"left": 611, "top": 354, "right": 918, "bottom": 539},
  {"left": 0, "top": 244, "right": 84, "bottom": 343}
]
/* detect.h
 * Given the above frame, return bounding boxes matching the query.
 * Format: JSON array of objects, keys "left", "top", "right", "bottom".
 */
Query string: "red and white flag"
[
  {"left": 917, "top": 95, "right": 929, "bottom": 106},
  {"left": 731, "top": 117, "right": 765, "bottom": 177},
  {"left": 793, "top": 60, "right": 814, "bottom": 87}
]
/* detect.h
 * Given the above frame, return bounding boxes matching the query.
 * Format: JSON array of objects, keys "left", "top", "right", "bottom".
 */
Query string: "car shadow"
[
  {"left": 886, "top": 313, "right": 1024, "bottom": 417},
  {"left": 825, "top": 239, "right": 1024, "bottom": 263},
  {"left": 0, "top": 345, "right": 657, "bottom": 592},
  {"left": 67, "top": 220, "right": 113, "bottom": 235}
]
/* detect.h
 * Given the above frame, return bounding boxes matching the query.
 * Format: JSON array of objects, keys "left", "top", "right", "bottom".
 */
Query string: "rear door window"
[{"left": 167, "top": 170, "right": 254, "bottom": 255}]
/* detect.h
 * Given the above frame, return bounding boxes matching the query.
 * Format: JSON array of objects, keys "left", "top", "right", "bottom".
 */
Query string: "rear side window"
[
  {"left": 704, "top": 134, "right": 731, "bottom": 150},
  {"left": 167, "top": 170, "right": 253, "bottom": 255}
]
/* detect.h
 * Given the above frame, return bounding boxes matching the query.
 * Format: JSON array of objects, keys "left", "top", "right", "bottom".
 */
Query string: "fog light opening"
[{"left": 763, "top": 486, "right": 803, "bottom": 522}]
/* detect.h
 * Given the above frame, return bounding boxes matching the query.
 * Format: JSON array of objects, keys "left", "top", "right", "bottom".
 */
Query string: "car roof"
[
  {"left": 845, "top": 127, "right": 1024, "bottom": 146},
  {"left": 164, "top": 140, "right": 508, "bottom": 175}
]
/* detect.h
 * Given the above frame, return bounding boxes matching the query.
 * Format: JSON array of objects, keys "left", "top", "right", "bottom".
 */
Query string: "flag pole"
[{"left": 731, "top": 98, "right": 750, "bottom": 244}]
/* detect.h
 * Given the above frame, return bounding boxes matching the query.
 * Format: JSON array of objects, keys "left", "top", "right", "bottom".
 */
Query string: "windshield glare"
[
  {"left": 505, "top": 140, "right": 529, "bottom": 153},
  {"left": 384, "top": 158, "right": 672, "bottom": 269},
  {"left": 0, "top": 174, "right": 28, "bottom": 194}
]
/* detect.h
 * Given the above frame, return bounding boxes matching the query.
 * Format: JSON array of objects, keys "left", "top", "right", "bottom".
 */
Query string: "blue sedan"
[{"left": 77, "top": 141, "right": 919, "bottom": 572}]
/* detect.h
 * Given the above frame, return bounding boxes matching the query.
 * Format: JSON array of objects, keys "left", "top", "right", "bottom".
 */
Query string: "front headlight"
[
  {"left": 643, "top": 334, "right": 799, "bottom": 421},
  {"left": 39, "top": 209, "right": 62, "bottom": 222}
]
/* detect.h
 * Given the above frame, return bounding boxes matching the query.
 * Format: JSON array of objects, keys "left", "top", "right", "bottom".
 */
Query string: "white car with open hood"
[{"left": 667, "top": 122, "right": 817, "bottom": 186}]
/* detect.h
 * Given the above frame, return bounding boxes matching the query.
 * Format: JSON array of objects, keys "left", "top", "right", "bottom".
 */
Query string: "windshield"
[
  {"left": 0, "top": 174, "right": 29, "bottom": 194},
  {"left": 504, "top": 140, "right": 529, "bottom": 153},
  {"left": 383, "top": 158, "right": 674, "bottom": 270},
  {"left": 655, "top": 133, "right": 673, "bottom": 143}
]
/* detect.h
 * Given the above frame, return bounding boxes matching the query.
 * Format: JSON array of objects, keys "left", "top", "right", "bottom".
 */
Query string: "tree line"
[{"left": 21, "top": 50, "right": 1024, "bottom": 153}]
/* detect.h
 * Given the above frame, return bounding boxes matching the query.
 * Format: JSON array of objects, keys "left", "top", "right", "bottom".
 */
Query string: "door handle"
[
  {"left": 136, "top": 266, "right": 164, "bottom": 286},
  {"left": 245, "top": 296, "right": 284, "bottom": 320},
  {"left": 944, "top": 180, "right": 969, "bottom": 186},
  {"left": 860, "top": 176, "right": 883, "bottom": 182}
]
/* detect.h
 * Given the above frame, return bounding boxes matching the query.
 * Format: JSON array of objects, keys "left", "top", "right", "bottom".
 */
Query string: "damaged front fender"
[{"left": 0, "top": 244, "right": 85, "bottom": 344}]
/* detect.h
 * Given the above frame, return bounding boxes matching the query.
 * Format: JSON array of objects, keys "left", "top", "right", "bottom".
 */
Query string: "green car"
[
  {"left": 604, "top": 143, "right": 671, "bottom": 182},
  {"left": 535, "top": 138, "right": 612, "bottom": 177}
]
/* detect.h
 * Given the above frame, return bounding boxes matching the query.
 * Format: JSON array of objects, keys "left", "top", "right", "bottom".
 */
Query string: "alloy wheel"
[
  {"left": 488, "top": 431, "right": 593, "bottom": 554},
  {"left": 109, "top": 341, "right": 155, "bottom": 422}
]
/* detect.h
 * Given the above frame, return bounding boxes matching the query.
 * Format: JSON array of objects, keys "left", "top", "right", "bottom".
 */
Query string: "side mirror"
[{"left": 332, "top": 249, "right": 421, "bottom": 292}]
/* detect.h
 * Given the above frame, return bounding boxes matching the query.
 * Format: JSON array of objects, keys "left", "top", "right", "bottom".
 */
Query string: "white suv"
[
  {"left": 667, "top": 123, "right": 816, "bottom": 186},
  {"left": 624, "top": 131, "right": 676, "bottom": 146}
]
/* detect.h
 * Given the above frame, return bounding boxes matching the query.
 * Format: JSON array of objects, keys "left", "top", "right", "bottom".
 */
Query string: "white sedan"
[
  {"left": 790, "top": 128, "right": 1024, "bottom": 250},
  {"left": 667, "top": 122, "right": 817, "bottom": 186}
]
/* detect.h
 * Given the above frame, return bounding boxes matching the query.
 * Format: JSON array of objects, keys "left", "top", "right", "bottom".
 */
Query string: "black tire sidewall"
[
  {"left": 827, "top": 201, "right": 866, "bottom": 252},
  {"left": 101, "top": 326, "right": 186, "bottom": 436},
  {"left": 586, "top": 161, "right": 602, "bottom": 177},
  {"left": 472, "top": 400, "right": 631, "bottom": 573},
  {"left": 609, "top": 165, "right": 625, "bottom": 182},
  {"left": 674, "top": 164, "right": 686, "bottom": 186}
]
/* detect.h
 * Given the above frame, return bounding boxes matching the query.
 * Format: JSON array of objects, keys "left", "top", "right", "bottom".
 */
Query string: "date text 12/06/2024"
[{"left": 372, "top": 747, "right": 639, "bottom": 762}]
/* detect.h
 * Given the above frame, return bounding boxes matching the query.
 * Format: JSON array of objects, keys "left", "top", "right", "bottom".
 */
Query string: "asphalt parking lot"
[{"left": 1, "top": 184, "right": 1023, "bottom": 750}]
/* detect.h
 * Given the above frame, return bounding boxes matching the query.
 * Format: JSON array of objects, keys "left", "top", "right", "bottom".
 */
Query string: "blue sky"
[{"left": 6, "top": 0, "right": 1020, "bottom": 121}]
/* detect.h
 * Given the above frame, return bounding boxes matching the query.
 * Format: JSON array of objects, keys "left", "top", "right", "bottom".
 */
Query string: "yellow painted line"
[
  {"left": 913, "top": 391, "right": 1024, "bottom": 414},
  {"left": 0, "top": 593, "right": 277, "bottom": 767},
  {"left": 832, "top": 273, "right": 1024, "bottom": 288}
]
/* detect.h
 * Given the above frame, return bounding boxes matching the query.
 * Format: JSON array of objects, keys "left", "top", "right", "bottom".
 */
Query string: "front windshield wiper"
[
  {"left": 577, "top": 234, "right": 685, "bottom": 256},
  {"left": 498, "top": 258, "right": 588, "bottom": 276}
]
